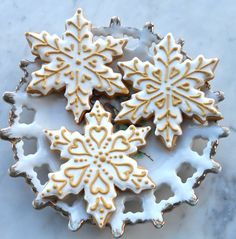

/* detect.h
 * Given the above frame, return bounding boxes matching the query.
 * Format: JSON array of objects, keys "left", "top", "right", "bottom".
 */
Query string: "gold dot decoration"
[
  {"left": 41, "top": 101, "right": 155, "bottom": 228},
  {"left": 25, "top": 8, "right": 128, "bottom": 124},
  {"left": 116, "top": 33, "right": 222, "bottom": 148}
]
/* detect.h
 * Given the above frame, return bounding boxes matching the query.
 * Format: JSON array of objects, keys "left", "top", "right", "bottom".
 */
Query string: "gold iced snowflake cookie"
[
  {"left": 25, "top": 9, "right": 128, "bottom": 123},
  {"left": 116, "top": 33, "right": 222, "bottom": 148},
  {"left": 40, "top": 101, "right": 155, "bottom": 228}
]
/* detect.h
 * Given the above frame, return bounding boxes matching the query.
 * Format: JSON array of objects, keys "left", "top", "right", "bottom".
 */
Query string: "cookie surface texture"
[
  {"left": 40, "top": 101, "right": 155, "bottom": 227},
  {"left": 116, "top": 33, "right": 222, "bottom": 148},
  {"left": 26, "top": 9, "right": 128, "bottom": 123}
]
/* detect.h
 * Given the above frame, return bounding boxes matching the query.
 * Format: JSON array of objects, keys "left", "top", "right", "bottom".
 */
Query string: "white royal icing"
[
  {"left": 116, "top": 33, "right": 222, "bottom": 148},
  {"left": 39, "top": 101, "right": 154, "bottom": 228},
  {"left": 1, "top": 60, "right": 226, "bottom": 236},
  {"left": 0, "top": 15, "right": 228, "bottom": 237},
  {"left": 26, "top": 9, "right": 128, "bottom": 123}
]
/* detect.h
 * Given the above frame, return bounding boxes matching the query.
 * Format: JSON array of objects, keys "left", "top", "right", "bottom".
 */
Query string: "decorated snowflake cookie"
[
  {"left": 116, "top": 33, "right": 222, "bottom": 148},
  {"left": 39, "top": 101, "right": 155, "bottom": 227},
  {"left": 0, "top": 8, "right": 229, "bottom": 238},
  {"left": 26, "top": 9, "right": 128, "bottom": 123}
]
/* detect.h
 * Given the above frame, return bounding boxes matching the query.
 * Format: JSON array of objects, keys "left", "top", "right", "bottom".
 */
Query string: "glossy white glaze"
[{"left": 0, "top": 1, "right": 234, "bottom": 239}]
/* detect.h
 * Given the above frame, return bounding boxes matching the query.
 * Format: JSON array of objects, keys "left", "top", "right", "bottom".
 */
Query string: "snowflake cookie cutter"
[{"left": 0, "top": 9, "right": 229, "bottom": 238}]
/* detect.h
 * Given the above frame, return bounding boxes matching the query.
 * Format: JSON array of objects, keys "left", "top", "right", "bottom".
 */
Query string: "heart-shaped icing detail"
[
  {"left": 68, "top": 138, "right": 91, "bottom": 156},
  {"left": 90, "top": 170, "right": 110, "bottom": 195},
  {"left": 64, "top": 165, "right": 89, "bottom": 187},
  {"left": 170, "top": 66, "right": 180, "bottom": 79},
  {"left": 146, "top": 84, "right": 160, "bottom": 94},
  {"left": 110, "top": 135, "right": 130, "bottom": 152},
  {"left": 111, "top": 162, "right": 134, "bottom": 181},
  {"left": 90, "top": 126, "right": 108, "bottom": 148},
  {"left": 177, "top": 82, "right": 190, "bottom": 91},
  {"left": 172, "top": 94, "right": 182, "bottom": 106},
  {"left": 155, "top": 97, "right": 166, "bottom": 109}
]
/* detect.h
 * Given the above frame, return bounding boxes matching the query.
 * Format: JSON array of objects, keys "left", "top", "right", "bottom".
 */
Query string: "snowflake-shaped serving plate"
[{"left": 0, "top": 10, "right": 229, "bottom": 238}]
